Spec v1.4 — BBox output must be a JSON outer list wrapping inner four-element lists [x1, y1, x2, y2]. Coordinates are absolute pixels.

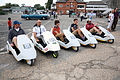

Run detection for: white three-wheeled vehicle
[[68, 27, 98, 49], [51, 29, 80, 52], [31, 31, 60, 58], [7, 35, 37, 66], [92, 26, 115, 44]]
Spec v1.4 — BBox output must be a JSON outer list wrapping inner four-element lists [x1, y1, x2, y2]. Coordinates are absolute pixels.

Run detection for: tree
[[34, 4, 45, 10], [46, 0, 53, 10], [5, 3, 19, 8]]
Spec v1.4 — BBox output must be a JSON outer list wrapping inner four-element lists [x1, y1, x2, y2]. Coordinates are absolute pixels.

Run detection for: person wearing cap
[[8, 17, 12, 30], [33, 20, 47, 47], [86, 19, 105, 38], [8, 20, 25, 53], [70, 19, 85, 40]]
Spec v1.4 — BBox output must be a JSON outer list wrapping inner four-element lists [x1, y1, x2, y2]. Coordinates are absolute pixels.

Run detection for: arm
[[33, 32, 39, 41], [22, 29, 26, 34], [33, 27, 39, 41]]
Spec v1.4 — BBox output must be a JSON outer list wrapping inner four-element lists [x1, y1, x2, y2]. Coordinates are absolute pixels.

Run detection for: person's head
[[36, 20, 41, 26], [8, 17, 11, 20], [55, 20, 60, 26], [112, 9, 114, 14], [13, 20, 21, 29], [87, 19, 91, 24], [115, 8, 118, 12], [74, 19, 78, 24]]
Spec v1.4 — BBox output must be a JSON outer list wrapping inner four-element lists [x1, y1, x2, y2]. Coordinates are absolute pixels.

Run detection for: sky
[[0, 0, 102, 7]]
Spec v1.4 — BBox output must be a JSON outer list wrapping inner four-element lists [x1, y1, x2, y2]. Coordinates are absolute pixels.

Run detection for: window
[[66, 5, 69, 7], [77, 5, 84, 8], [59, 5, 63, 7], [71, 5, 74, 7], [60, 11, 63, 14]]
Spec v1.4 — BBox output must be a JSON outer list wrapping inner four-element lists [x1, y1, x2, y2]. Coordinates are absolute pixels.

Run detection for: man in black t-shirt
[[70, 19, 84, 40]]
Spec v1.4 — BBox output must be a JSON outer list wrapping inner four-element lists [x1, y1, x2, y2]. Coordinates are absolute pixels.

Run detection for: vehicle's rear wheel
[[72, 47, 79, 52], [90, 44, 96, 49], [26, 17, 30, 20], [108, 39, 114, 44], [52, 51, 58, 58]]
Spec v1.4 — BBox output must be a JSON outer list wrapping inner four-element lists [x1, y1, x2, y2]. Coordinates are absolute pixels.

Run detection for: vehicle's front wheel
[[90, 44, 96, 49], [72, 47, 79, 52], [26, 59, 35, 66], [52, 51, 58, 58], [108, 39, 114, 44]]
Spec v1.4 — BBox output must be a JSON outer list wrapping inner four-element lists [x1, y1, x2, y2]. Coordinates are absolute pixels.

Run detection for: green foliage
[[46, 0, 53, 10], [34, 4, 45, 10]]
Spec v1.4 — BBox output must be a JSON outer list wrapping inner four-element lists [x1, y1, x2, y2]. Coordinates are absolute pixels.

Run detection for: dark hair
[[8, 17, 11, 20], [74, 19, 78, 22], [55, 20, 60, 25], [33, 23, 37, 27]]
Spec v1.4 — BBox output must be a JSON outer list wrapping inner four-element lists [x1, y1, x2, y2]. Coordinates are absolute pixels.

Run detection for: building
[[103, 0, 120, 8], [51, 3, 56, 10], [86, 1, 109, 13], [11, 6, 36, 13], [56, 0, 86, 15]]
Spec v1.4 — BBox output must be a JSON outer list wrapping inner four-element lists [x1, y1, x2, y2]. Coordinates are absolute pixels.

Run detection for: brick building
[[56, 0, 86, 15]]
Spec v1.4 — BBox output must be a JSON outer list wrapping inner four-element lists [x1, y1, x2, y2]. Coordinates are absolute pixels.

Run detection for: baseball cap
[[13, 20, 22, 25]]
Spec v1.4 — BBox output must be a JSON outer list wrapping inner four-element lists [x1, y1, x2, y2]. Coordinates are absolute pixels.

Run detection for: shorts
[[107, 20, 113, 29]]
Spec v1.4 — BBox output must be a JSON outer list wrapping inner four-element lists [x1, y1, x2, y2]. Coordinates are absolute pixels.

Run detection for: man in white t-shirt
[[107, 10, 114, 32], [33, 20, 47, 47]]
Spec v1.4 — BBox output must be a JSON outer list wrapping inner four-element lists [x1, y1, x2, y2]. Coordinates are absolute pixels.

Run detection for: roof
[[87, 1, 107, 5], [56, 0, 84, 3]]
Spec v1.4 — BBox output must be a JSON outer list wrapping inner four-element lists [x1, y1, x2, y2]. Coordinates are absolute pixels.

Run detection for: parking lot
[[0, 13, 120, 80]]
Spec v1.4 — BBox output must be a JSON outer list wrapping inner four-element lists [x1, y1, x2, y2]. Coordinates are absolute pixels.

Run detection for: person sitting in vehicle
[[85, 19, 105, 38], [70, 19, 85, 40], [53, 20, 65, 42], [8, 20, 25, 53], [33, 20, 47, 47]]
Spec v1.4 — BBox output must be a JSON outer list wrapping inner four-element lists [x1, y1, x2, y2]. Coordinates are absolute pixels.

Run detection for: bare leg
[[107, 28, 111, 32], [93, 27, 102, 35], [12, 37, 18, 48], [56, 33, 64, 42], [77, 29, 83, 39]]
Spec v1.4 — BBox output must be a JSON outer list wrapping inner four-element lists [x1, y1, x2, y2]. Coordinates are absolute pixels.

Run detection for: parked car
[[21, 12, 50, 20]]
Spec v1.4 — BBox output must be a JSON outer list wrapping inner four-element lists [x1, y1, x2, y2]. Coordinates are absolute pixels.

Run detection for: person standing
[[89, 11, 94, 21], [107, 10, 114, 32], [111, 8, 119, 31], [80, 11, 84, 21], [8, 17, 12, 30]]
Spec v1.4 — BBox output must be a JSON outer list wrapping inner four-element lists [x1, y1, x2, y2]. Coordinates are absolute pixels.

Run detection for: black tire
[[30, 59, 34, 66], [42, 17, 45, 20], [52, 51, 58, 58], [8, 51, 12, 54], [90, 44, 96, 49], [27, 59, 35, 66], [26, 17, 30, 20], [108, 39, 114, 44], [72, 47, 79, 52]]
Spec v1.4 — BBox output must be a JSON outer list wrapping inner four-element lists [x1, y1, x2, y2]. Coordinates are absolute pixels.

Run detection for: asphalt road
[[0, 13, 120, 80]]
